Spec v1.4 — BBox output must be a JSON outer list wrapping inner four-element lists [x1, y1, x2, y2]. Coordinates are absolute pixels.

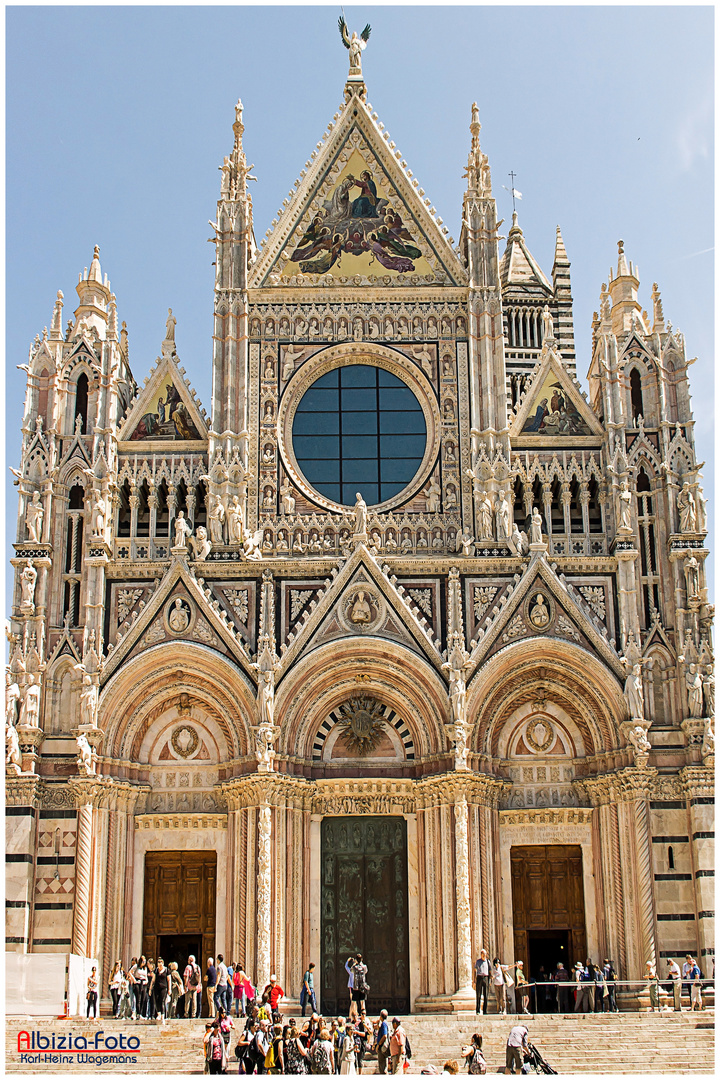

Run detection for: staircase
[[5, 1011, 715, 1074]]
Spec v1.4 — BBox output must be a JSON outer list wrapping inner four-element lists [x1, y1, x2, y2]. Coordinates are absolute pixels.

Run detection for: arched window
[[636, 467, 660, 625], [630, 368, 643, 422], [63, 483, 84, 626], [37, 368, 51, 426], [74, 373, 89, 432]]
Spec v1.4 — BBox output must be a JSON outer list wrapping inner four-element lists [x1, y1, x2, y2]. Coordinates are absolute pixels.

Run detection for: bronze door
[[321, 817, 409, 1015], [510, 844, 586, 977], [142, 851, 216, 980]]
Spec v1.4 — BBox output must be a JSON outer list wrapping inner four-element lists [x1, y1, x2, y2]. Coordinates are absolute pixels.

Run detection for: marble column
[[452, 797, 475, 1008], [256, 803, 272, 992], [72, 800, 93, 957]]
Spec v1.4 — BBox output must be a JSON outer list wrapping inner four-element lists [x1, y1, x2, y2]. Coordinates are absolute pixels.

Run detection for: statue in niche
[[530, 505, 544, 546], [478, 491, 493, 541], [529, 593, 550, 630], [26, 492, 44, 543], [627, 722, 651, 758], [276, 531, 289, 552], [255, 668, 275, 727], [89, 488, 107, 539], [541, 304, 554, 341], [349, 590, 372, 625], [677, 482, 697, 533], [168, 598, 191, 634], [694, 485, 707, 532], [264, 359, 275, 380], [78, 673, 99, 728], [457, 533, 474, 557], [20, 560, 38, 614], [208, 498, 225, 544], [19, 673, 40, 728], [617, 479, 633, 533], [703, 664, 714, 717], [262, 444, 275, 464], [173, 511, 191, 549], [684, 663, 704, 719], [495, 490, 510, 541], [624, 662, 645, 720], [684, 555, 700, 601], [226, 496, 244, 545]]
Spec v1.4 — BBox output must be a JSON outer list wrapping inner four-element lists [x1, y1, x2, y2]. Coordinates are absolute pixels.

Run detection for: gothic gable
[[276, 543, 442, 677], [117, 354, 208, 445], [466, 553, 625, 680], [510, 346, 603, 440], [249, 96, 466, 289]]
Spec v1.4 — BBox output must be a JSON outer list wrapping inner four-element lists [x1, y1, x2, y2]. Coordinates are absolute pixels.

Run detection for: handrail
[[504, 977, 713, 1013]]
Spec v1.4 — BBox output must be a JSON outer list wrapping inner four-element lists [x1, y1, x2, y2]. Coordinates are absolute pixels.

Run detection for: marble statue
[[168, 599, 190, 634], [353, 492, 368, 536], [20, 560, 37, 614], [280, 481, 296, 516], [89, 489, 107, 539], [701, 715, 714, 759], [227, 496, 244, 545], [694, 485, 707, 533], [424, 478, 441, 514], [457, 533, 475, 557], [26, 492, 44, 543], [339, 16, 371, 76], [624, 662, 645, 720], [627, 722, 651, 758], [530, 506, 544, 546], [256, 668, 275, 728], [541, 304, 554, 341], [678, 482, 697, 533], [703, 664, 714, 717], [165, 308, 177, 343], [349, 591, 372, 625], [208, 499, 225, 544], [243, 528, 264, 561], [173, 511, 191, 550], [79, 674, 99, 728], [6, 717, 22, 773], [684, 663, 704, 719], [255, 724, 277, 772], [684, 555, 700, 601], [618, 480, 632, 532], [478, 492, 493, 541], [6, 671, 21, 728], [76, 731, 95, 775], [496, 490, 510, 541], [189, 526, 211, 561], [511, 523, 529, 556]]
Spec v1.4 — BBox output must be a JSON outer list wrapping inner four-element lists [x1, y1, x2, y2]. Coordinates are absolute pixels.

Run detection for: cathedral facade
[[6, 53, 714, 1015]]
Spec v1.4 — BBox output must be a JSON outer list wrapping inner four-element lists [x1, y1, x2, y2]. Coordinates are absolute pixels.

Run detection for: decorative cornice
[[678, 765, 715, 801], [499, 806, 593, 827], [135, 813, 227, 831], [5, 774, 42, 808]]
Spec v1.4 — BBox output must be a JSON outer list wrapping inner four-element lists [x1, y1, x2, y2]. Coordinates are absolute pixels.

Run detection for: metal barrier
[[505, 978, 715, 1014]]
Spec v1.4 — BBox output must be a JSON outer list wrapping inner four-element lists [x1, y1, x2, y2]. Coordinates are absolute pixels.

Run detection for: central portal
[[321, 816, 410, 1016]]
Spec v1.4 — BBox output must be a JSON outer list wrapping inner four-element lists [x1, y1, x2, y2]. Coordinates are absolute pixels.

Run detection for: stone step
[[5, 1012, 715, 1074]]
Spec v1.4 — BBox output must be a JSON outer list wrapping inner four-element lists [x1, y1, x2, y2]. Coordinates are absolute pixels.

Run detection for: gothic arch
[[276, 637, 449, 764], [99, 641, 256, 765], [467, 638, 626, 767]]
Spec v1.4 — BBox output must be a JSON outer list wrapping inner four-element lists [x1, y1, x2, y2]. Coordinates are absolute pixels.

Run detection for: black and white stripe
[[312, 704, 415, 760]]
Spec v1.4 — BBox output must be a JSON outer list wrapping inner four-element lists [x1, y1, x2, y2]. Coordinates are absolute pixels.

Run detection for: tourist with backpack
[[345, 954, 369, 1021], [461, 1033, 487, 1075], [184, 954, 202, 1019], [311, 1027, 335, 1074], [285, 1022, 311, 1073], [688, 957, 703, 1010]]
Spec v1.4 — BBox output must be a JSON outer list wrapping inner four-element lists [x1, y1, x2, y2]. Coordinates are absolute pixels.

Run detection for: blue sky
[[5, 4, 714, 602]]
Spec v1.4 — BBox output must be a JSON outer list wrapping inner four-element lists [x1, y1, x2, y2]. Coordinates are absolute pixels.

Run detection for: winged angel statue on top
[[339, 15, 371, 76]]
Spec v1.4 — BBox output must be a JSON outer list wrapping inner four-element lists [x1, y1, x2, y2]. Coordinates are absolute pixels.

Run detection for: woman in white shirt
[[109, 960, 123, 1017]]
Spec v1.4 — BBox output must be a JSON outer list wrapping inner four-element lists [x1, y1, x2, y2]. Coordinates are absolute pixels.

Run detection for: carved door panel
[[321, 817, 409, 1016], [142, 851, 216, 967], [510, 845, 586, 975]]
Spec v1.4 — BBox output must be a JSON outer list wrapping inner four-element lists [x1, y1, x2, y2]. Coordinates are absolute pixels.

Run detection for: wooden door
[[142, 851, 216, 965], [510, 845, 586, 974], [321, 817, 409, 1016]]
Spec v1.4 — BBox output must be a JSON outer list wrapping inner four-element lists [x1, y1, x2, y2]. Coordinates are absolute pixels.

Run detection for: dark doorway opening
[[528, 929, 570, 1012], [158, 935, 201, 1018]]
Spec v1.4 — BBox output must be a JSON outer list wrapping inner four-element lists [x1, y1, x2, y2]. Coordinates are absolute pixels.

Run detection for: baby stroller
[[522, 1042, 557, 1075]]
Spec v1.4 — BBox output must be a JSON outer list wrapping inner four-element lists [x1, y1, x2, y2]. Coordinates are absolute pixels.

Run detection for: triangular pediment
[[466, 553, 625, 681], [101, 555, 253, 683], [510, 346, 604, 438], [276, 543, 442, 677], [249, 96, 466, 289], [117, 354, 208, 445]]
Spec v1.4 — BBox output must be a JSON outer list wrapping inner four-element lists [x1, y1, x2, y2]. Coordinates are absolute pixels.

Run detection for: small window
[[668, 846, 674, 870], [630, 368, 643, 421], [74, 373, 89, 432]]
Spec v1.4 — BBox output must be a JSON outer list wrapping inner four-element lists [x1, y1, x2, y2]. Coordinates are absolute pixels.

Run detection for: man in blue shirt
[[474, 950, 490, 1014], [374, 1009, 390, 1074], [206, 956, 218, 1018], [300, 962, 317, 1016]]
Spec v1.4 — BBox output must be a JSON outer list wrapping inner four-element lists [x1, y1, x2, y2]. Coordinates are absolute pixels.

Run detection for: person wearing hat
[[514, 961, 530, 1015], [389, 1017, 407, 1074]]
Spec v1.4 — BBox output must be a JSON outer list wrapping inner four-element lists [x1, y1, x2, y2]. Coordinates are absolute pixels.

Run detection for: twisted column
[[454, 797, 474, 996], [72, 801, 93, 957], [102, 810, 119, 987], [256, 804, 272, 992], [634, 798, 657, 967], [609, 804, 627, 977]]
